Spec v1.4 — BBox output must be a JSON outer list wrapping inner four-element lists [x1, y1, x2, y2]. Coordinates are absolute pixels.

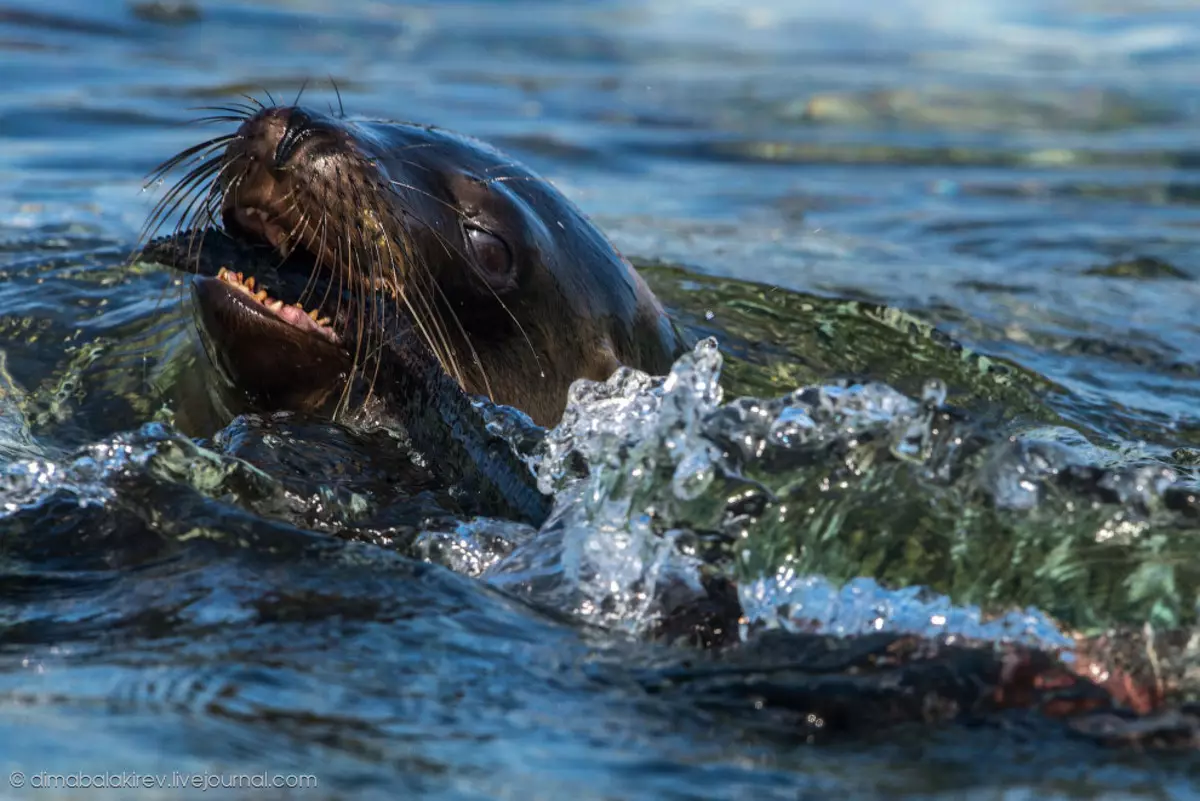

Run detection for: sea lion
[[143, 101, 684, 428]]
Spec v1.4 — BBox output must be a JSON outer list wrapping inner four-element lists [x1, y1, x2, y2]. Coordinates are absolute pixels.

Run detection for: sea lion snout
[[228, 106, 354, 176]]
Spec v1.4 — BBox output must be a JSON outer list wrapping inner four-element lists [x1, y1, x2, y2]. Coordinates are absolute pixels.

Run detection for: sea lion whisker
[[361, 238, 395, 408], [398, 280, 461, 389], [192, 169, 247, 255], [282, 208, 312, 269], [187, 104, 257, 120], [291, 212, 342, 328], [329, 243, 363, 419], [140, 162, 230, 236], [185, 151, 244, 215], [196, 100, 257, 114], [476, 276, 545, 379], [333, 195, 352, 312], [328, 221, 356, 417], [171, 157, 244, 244], [293, 78, 311, 107], [359, 246, 387, 412], [197, 160, 244, 232], [360, 201, 487, 392], [384, 178, 471, 222], [140, 203, 216, 330], [391, 235, 470, 394], [357, 205, 455, 387], [417, 268, 481, 397], [153, 131, 238, 168], [309, 200, 338, 313], [187, 114, 254, 127], [338, 260, 360, 419], [271, 188, 309, 262], [382, 142, 439, 154], [138, 155, 228, 248], [379, 196, 472, 270], [143, 134, 237, 186], [363, 195, 395, 352], [480, 160, 555, 179], [387, 175, 543, 380], [150, 151, 225, 209], [179, 161, 246, 272], [293, 207, 327, 311], [379, 241, 445, 372], [388, 157, 442, 177], [213, 169, 247, 229], [348, 224, 372, 397], [238, 93, 268, 111], [330, 77, 345, 118], [480, 161, 529, 175]]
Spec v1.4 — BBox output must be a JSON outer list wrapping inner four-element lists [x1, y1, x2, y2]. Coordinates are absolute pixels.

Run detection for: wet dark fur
[[142, 94, 683, 427]]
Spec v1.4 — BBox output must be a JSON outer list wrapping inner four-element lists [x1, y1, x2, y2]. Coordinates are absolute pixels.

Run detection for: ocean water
[[2, 0, 1200, 798]]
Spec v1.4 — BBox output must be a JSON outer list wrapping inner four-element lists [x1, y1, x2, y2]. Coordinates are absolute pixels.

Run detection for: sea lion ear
[[464, 224, 518, 294]]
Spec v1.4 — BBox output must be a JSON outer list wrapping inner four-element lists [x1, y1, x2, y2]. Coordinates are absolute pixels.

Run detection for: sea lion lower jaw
[[145, 102, 684, 428], [190, 273, 350, 414]]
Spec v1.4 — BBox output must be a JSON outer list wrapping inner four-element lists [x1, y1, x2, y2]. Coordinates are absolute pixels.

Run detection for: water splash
[[488, 338, 1197, 649], [738, 573, 1072, 649], [487, 340, 726, 634], [0, 420, 369, 534], [3, 339, 1193, 653], [413, 518, 537, 578], [0, 424, 168, 514]]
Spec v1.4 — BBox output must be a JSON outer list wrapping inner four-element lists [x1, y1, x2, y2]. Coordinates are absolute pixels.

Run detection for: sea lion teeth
[[307, 309, 319, 321], [245, 276, 255, 291], [254, 290, 268, 302], [267, 300, 283, 312]]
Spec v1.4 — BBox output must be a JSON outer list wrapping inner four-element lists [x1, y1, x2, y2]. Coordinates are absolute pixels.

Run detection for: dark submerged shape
[[145, 100, 682, 428]]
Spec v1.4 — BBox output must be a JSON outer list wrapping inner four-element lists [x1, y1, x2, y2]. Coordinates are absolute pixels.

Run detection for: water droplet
[[672, 445, 716, 500], [921, 378, 947, 407]]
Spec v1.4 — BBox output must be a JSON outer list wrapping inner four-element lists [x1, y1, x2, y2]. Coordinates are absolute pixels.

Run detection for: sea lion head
[[147, 102, 683, 426]]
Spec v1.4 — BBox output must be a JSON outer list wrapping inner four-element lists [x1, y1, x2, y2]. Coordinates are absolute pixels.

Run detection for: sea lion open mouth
[[142, 97, 684, 426], [210, 267, 337, 344]]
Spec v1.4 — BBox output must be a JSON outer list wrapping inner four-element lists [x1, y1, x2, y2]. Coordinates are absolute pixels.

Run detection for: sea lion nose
[[230, 107, 318, 171], [273, 108, 316, 169]]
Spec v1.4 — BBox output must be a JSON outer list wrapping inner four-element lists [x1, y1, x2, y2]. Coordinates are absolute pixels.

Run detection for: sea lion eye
[[465, 225, 514, 285]]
